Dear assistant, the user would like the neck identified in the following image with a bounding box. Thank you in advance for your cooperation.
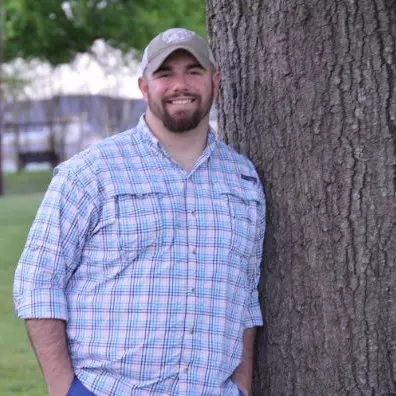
[145,111,210,171]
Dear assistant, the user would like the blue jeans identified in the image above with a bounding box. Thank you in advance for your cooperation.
[66,375,245,395]
[67,376,95,396]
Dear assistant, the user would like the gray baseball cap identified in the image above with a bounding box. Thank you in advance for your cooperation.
[140,28,217,75]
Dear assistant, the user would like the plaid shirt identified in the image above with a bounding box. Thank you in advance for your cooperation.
[14,117,265,396]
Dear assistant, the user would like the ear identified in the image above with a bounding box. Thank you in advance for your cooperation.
[212,71,221,100]
[138,76,149,101]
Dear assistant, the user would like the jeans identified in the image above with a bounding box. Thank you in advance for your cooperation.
[67,376,95,396]
[66,375,245,395]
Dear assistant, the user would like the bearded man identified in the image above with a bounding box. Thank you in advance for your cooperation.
[14,28,266,396]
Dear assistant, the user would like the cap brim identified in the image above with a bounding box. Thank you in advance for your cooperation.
[145,44,213,74]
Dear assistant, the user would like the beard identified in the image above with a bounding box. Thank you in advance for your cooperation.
[147,87,214,133]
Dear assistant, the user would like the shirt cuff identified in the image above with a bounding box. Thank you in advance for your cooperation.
[244,290,263,328]
[14,288,68,321]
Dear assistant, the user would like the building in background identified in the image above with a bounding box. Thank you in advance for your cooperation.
[2,95,217,172]
[2,95,144,172]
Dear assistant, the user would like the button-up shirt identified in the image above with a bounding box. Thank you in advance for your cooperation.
[14,117,265,396]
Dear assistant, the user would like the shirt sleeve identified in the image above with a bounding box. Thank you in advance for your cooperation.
[244,180,266,328]
[13,167,97,321]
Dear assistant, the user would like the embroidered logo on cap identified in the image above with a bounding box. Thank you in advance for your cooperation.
[162,28,195,44]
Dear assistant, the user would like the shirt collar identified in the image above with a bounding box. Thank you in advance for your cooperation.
[136,115,160,147]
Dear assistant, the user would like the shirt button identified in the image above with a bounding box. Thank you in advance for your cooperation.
[189,329,194,334]
[192,248,197,255]
[183,367,188,373]
[190,210,196,216]
[191,287,196,293]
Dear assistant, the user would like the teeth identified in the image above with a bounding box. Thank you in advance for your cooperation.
[170,99,193,105]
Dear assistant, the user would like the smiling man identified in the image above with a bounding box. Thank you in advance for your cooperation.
[141,51,215,135]
[13,28,266,396]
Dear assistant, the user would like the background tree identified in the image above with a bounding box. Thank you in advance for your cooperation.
[3,0,206,64]
[206,0,396,394]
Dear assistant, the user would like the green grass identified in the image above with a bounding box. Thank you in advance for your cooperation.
[0,173,51,395]
[4,170,52,196]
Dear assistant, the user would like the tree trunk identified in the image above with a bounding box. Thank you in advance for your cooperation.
[206,0,396,394]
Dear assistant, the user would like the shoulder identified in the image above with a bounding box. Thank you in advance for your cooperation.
[54,128,139,198]
[213,140,265,203]
[214,140,259,177]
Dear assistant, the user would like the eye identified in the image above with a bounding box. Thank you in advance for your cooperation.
[154,71,171,78]
[189,68,204,75]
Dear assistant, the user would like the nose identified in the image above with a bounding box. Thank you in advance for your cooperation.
[171,73,188,91]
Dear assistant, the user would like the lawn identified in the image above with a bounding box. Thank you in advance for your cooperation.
[3,170,53,196]
[0,171,51,395]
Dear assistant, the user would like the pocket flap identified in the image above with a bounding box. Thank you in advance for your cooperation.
[214,182,260,204]
[108,181,167,197]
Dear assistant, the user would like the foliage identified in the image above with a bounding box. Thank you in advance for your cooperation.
[3,0,206,64]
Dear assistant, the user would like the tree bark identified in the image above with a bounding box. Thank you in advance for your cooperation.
[206,1,396,395]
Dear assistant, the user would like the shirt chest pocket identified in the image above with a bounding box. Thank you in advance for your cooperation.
[116,184,174,261]
[215,184,260,259]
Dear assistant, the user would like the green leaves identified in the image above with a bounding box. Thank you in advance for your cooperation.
[3,0,206,64]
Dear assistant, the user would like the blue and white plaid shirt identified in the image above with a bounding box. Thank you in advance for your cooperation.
[14,117,265,396]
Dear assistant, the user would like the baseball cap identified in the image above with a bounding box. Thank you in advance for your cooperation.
[140,28,217,75]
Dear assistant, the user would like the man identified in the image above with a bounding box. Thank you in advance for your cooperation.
[14,28,266,396]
